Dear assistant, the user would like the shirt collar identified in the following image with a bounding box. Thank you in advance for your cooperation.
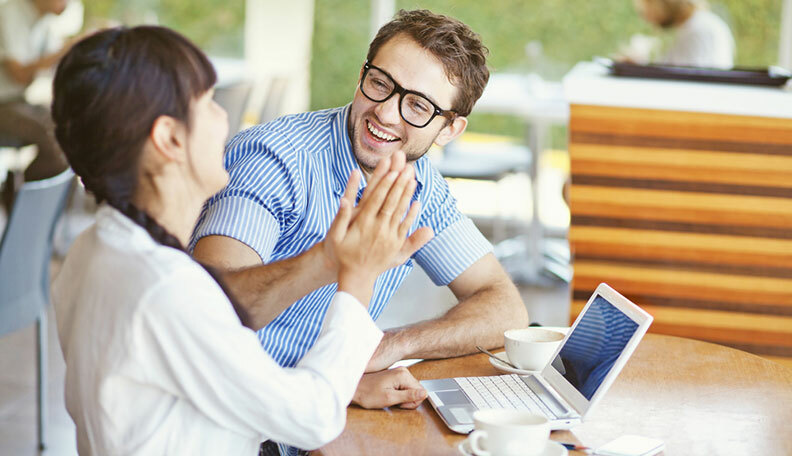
[330,104,425,199]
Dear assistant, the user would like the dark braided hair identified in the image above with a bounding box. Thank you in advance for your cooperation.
[51,26,251,324]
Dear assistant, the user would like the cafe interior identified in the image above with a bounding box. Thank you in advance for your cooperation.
[0,0,790,454]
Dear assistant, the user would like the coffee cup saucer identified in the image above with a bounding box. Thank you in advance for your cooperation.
[457,437,568,456]
[489,351,539,375]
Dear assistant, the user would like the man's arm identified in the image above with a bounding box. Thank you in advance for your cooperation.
[194,153,432,331]
[193,235,337,331]
[365,253,528,372]
[2,36,78,86]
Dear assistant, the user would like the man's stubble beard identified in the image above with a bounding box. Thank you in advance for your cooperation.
[347,119,435,174]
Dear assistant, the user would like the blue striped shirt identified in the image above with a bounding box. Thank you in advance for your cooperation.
[191,105,492,368]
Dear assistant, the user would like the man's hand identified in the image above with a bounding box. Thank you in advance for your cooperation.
[351,367,427,410]
[3,59,36,86]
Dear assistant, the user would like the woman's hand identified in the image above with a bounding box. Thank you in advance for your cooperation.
[351,367,427,410]
[326,151,433,306]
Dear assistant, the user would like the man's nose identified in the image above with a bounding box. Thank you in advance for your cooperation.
[374,93,402,126]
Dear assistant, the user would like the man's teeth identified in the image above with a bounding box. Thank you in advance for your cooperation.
[367,121,397,142]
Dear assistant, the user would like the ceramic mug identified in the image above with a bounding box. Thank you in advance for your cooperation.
[468,409,550,456]
[503,328,565,371]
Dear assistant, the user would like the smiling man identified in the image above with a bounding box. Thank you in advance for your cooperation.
[192,9,528,416]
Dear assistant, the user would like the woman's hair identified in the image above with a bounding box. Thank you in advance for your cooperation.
[52,25,215,208]
[52,26,250,323]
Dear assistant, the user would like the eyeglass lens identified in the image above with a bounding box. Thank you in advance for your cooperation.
[362,67,436,127]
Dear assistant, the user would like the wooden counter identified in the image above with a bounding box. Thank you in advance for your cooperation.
[564,64,792,366]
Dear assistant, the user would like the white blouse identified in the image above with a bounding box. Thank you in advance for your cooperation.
[660,9,735,69]
[52,206,383,455]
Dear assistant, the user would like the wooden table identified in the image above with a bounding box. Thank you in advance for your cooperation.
[316,335,792,455]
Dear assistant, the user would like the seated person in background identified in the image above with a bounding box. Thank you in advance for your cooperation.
[633,0,735,68]
[192,8,529,413]
[0,0,82,209]
[51,25,428,455]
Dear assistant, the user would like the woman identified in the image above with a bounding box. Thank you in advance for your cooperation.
[50,26,427,455]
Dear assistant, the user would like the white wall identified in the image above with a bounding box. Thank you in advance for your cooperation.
[781,0,792,68]
[244,1,315,117]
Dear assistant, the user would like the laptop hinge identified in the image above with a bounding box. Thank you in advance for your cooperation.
[522,375,578,419]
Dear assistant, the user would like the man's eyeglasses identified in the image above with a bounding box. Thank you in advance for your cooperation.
[359,61,457,128]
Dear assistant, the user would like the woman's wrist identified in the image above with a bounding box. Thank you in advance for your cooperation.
[337,269,376,308]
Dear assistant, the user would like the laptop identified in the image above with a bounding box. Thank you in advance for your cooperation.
[421,283,653,433]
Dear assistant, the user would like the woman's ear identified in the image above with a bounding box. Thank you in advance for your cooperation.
[150,115,188,163]
[434,116,468,147]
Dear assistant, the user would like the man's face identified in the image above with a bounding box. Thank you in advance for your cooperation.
[34,0,68,15]
[635,0,672,28]
[348,34,465,174]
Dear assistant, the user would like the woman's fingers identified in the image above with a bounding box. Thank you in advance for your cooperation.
[397,200,420,239]
[357,170,398,223]
[389,149,406,173]
[359,154,394,206]
[389,175,416,227]
[377,166,414,221]
[341,169,360,206]
[400,226,434,260]
[327,198,352,242]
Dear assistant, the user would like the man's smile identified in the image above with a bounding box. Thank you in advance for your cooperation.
[365,119,401,143]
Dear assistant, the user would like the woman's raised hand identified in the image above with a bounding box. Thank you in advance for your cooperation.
[326,151,434,306]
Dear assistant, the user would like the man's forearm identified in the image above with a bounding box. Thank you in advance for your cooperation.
[3,59,36,86]
[220,244,336,330]
[382,278,528,362]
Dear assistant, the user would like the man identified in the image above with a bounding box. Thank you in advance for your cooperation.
[0,0,81,210]
[192,9,528,410]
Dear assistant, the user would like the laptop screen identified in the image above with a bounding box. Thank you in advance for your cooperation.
[550,295,640,400]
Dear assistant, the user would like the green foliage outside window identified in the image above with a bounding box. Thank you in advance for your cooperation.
[81,0,784,139]
[83,0,244,57]
[310,0,782,139]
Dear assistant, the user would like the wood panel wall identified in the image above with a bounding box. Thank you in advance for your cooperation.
[568,104,792,366]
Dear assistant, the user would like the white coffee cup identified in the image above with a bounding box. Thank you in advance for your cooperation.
[504,328,565,371]
[468,409,550,456]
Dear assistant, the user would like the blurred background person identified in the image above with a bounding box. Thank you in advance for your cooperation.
[0,0,83,211]
[633,0,735,68]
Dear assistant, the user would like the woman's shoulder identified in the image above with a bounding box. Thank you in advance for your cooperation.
[55,211,221,317]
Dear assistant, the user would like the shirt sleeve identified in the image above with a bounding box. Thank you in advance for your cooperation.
[413,164,493,285]
[45,0,83,55]
[190,127,306,261]
[133,267,382,450]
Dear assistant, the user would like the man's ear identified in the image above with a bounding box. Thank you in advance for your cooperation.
[149,115,188,163]
[434,116,468,147]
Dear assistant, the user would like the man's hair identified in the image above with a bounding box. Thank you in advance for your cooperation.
[637,0,702,28]
[366,9,489,118]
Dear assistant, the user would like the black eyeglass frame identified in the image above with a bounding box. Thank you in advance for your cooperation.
[359,61,458,128]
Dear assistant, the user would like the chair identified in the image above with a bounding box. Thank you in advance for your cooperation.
[434,138,571,285]
[433,139,531,242]
[213,80,253,144]
[0,133,32,213]
[0,132,28,149]
[0,168,74,451]
[258,76,290,124]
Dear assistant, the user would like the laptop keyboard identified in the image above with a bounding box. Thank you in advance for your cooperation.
[455,375,558,418]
